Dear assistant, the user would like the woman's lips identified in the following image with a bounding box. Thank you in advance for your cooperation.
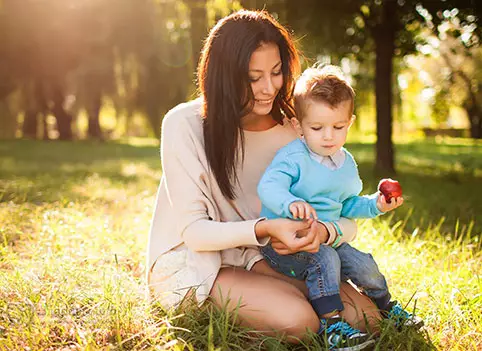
[255,98,274,105]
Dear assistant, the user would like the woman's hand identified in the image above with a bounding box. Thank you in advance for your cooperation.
[256,217,313,253]
[271,219,329,255]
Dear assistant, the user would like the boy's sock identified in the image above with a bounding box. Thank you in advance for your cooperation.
[373,293,391,311]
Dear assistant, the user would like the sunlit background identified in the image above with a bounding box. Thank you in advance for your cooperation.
[0,0,480,144]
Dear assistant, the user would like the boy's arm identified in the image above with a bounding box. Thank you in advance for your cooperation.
[340,150,384,219]
[257,154,305,218]
[341,192,383,218]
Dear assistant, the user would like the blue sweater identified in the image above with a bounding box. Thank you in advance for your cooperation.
[258,138,383,221]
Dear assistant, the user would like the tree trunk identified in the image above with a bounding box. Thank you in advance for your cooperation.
[465,85,482,139]
[0,98,17,139]
[372,1,396,174]
[22,81,41,139]
[87,94,103,139]
[186,0,208,71]
[467,104,482,139]
[35,81,50,140]
[51,85,73,140]
[22,111,38,138]
[42,114,50,140]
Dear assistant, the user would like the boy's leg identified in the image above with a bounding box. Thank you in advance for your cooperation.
[336,243,391,310]
[336,244,424,329]
[262,244,344,315]
[303,246,375,350]
[307,245,344,317]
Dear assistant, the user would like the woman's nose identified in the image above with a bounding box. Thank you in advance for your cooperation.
[261,77,275,95]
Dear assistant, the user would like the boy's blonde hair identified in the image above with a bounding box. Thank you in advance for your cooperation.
[294,64,355,120]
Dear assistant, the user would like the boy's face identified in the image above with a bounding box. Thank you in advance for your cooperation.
[292,100,354,157]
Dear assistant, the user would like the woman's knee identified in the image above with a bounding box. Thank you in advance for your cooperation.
[339,282,381,333]
[270,301,320,340]
[212,268,319,340]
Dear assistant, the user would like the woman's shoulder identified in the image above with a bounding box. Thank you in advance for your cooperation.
[162,98,203,134]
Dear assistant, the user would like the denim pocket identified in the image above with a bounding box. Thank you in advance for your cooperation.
[260,244,280,269]
[260,244,309,280]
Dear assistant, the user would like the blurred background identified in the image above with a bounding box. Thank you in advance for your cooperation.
[0,0,481,172]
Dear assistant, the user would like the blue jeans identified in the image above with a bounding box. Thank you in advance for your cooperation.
[261,243,390,317]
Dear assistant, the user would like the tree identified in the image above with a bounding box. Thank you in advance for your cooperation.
[430,13,482,138]
[253,0,480,172]
[185,0,208,70]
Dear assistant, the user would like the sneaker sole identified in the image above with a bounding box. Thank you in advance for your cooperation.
[332,338,376,351]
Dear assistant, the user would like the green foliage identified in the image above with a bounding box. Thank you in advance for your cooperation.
[0,0,219,139]
[432,89,451,126]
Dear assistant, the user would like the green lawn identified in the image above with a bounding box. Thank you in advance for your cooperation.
[0,137,481,350]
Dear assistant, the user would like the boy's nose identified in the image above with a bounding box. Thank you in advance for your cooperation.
[323,128,333,140]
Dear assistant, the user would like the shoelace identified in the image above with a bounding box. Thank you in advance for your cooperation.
[326,321,361,337]
[389,303,412,320]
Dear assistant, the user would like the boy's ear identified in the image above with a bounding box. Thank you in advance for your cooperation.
[290,117,303,136]
[348,115,356,129]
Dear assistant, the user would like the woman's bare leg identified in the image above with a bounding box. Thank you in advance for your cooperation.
[339,282,381,333]
[251,260,309,297]
[210,267,320,341]
[251,260,382,333]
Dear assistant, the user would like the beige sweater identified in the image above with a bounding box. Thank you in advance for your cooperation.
[146,99,357,307]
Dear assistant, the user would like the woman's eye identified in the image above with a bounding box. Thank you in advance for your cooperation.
[272,70,282,76]
[334,126,345,130]
[249,77,260,82]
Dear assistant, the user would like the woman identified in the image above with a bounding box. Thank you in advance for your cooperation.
[147,10,380,349]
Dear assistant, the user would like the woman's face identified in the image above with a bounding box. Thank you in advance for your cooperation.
[247,42,283,117]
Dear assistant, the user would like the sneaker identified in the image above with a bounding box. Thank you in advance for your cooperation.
[319,317,375,351]
[385,301,424,329]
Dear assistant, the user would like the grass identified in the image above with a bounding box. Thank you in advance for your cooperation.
[0,137,481,350]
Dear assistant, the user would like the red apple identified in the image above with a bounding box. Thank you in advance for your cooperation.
[378,178,403,202]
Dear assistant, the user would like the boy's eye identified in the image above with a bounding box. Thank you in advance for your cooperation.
[311,127,322,131]
[334,126,345,130]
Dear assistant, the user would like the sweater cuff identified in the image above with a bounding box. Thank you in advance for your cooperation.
[252,218,270,246]
[371,195,384,216]
[318,220,338,246]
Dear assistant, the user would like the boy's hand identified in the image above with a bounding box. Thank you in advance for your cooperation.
[376,193,403,212]
[289,201,318,220]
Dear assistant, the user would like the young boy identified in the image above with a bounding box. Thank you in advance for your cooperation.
[258,65,423,347]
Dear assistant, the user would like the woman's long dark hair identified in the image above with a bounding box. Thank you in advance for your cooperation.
[198,10,300,199]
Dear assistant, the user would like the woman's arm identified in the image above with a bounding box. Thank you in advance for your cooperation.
[161,108,266,251]
[160,105,324,253]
